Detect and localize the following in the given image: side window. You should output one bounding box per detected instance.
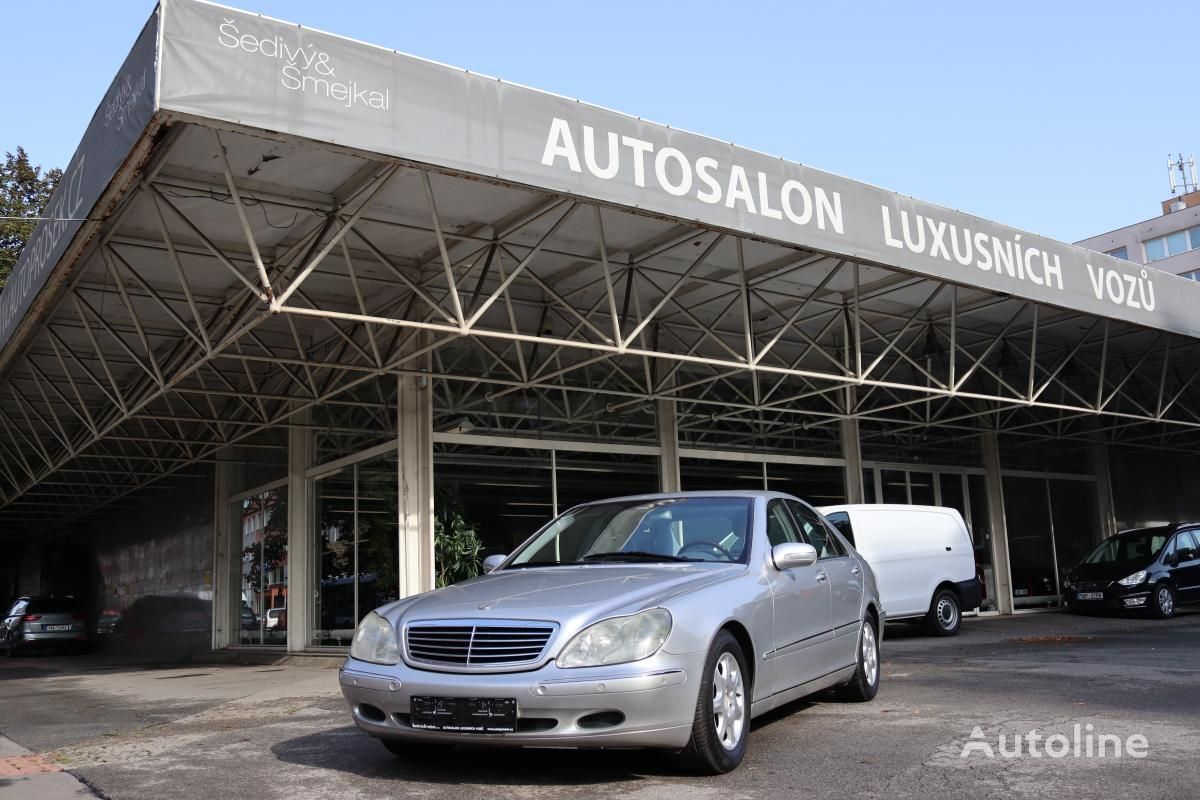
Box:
[787,500,845,558]
[824,511,855,548]
[766,500,802,546]
[9,599,28,617]
[1178,531,1200,562]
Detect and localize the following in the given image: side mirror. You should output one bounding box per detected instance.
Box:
[772,542,818,570]
[482,554,508,573]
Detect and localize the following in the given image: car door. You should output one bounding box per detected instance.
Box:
[788,500,864,669]
[764,498,835,695]
[1172,530,1200,604]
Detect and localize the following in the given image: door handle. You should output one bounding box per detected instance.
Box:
[851,566,861,575]
[815,571,828,582]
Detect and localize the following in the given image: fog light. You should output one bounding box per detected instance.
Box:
[1123,596,1147,607]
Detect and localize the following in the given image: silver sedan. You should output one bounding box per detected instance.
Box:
[339,491,883,773]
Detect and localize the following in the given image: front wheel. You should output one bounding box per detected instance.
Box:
[677,630,749,775]
[1150,584,1176,619]
[837,618,880,702]
[926,589,961,636]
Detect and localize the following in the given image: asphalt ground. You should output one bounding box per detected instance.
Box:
[1,609,1197,800]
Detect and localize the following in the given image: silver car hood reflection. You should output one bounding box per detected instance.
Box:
[398,563,743,625]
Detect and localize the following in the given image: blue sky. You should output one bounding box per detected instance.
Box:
[3,1,1194,243]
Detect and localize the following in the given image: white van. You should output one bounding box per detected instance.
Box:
[817,504,982,636]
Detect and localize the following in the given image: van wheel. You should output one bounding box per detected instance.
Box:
[1150,584,1175,619]
[836,617,880,702]
[926,589,960,636]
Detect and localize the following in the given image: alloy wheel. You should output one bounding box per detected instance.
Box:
[711,651,745,751]
[1158,586,1174,616]
[861,620,879,687]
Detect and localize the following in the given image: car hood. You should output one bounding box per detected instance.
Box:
[393,563,741,629]
[1069,560,1149,582]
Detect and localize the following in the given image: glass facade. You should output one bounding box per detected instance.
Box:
[311,453,400,647]
[236,486,288,646]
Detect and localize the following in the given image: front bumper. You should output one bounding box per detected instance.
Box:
[1063,583,1153,612]
[339,650,706,749]
[21,630,89,645]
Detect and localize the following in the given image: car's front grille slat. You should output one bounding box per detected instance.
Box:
[406,621,555,668]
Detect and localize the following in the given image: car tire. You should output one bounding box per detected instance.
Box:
[677,629,750,775]
[1150,583,1176,619]
[380,738,454,759]
[925,588,961,636]
[836,617,880,702]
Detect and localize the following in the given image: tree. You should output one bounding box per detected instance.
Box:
[1,148,62,290]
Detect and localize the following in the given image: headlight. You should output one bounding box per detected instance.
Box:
[556,609,672,668]
[1117,570,1148,587]
[350,611,400,665]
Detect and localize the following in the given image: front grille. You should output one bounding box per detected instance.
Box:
[1071,580,1110,591]
[405,621,556,668]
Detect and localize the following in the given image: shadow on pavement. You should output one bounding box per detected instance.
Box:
[270,725,693,785]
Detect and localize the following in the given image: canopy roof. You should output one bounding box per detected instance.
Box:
[2,0,1199,535]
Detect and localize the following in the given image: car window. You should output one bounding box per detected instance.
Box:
[27,597,78,614]
[1178,531,1200,562]
[823,511,855,548]
[766,500,802,546]
[786,500,845,558]
[8,599,28,617]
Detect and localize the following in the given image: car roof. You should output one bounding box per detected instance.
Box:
[574,490,798,506]
[817,503,958,514]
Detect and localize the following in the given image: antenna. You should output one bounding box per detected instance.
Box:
[1168,153,1198,195]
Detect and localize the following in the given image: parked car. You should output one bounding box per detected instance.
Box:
[340,492,882,774]
[240,603,259,630]
[1,596,90,655]
[1063,524,1200,618]
[265,607,287,630]
[818,504,982,636]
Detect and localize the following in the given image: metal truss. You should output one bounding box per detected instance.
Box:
[3,121,1200,534]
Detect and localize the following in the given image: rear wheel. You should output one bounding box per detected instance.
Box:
[677,630,749,775]
[1150,584,1176,619]
[925,588,961,636]
[836,617,880,702]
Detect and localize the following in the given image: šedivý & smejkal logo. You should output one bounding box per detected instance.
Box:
[104,68,148,131]
[218,18,390,111]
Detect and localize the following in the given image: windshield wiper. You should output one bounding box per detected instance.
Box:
[503,560,579,569]
[582,551,696,563]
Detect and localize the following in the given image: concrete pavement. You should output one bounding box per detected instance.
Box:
[0,610,1197,799]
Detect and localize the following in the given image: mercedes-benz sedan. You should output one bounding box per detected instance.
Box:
[339,491,882,773]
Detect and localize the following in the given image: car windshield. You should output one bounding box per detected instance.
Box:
[505,496,753,567]
[27,597,80,614]
[1084,529,1169,564]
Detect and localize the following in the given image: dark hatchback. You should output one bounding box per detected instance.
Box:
[1063,524,1200,618]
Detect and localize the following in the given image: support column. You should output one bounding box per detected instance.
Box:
[840,416,864,504]
[657,397,680,492]
[398,357,435,597]
[286,409,312,652]
[211,455,237,650]
[1091,445,1117,541]
[982,431,1014,615]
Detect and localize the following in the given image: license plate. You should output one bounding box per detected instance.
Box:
[1076,592,1104,601]
[410,696,516,733]
[45,624,71,631]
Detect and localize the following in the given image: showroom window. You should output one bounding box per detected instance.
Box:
[233,484,289,646]
[311,451,400,647]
